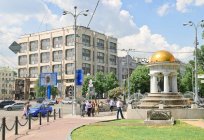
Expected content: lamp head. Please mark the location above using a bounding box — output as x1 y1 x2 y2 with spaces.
63 11 67 15
183 23 188 26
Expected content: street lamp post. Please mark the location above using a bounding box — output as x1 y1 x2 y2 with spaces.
183 20 204 103
121 49 131 100
63 6 89 115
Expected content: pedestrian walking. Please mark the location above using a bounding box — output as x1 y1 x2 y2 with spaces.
86 101 92 117
116 98 125 119
91 101 95 117
81 101 86 117
109 99 115 112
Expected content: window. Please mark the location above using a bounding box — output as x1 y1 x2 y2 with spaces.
97 65 104 73
97 38 104 50
53 36 63 48
19 42 27 53
29 67 38 78
19 68 27 78
53 64 62 74
30 41 38 52
97 52 104 63
53 50 62 62
41 39 50 50
65 63 74 75
82 34 90 47
110 67 117 75
82 63 90 75
66 49 75 60
82 49 91 61
19 55 27 65
40 66 50 73
66 34 74 46
109 42 117 53
29 54 38 64
41 52 50 63
110 55 116 65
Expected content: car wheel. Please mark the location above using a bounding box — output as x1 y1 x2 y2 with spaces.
7 107 12 111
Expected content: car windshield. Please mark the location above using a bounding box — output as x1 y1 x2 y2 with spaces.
31 104 41 109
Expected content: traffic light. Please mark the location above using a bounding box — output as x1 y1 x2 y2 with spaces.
69 85 73 96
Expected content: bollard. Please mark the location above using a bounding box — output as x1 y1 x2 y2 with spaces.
39 112 42 125
15 116 18 135
2 117 6 140
54 109 56 120
47 111 49 122
59 108 61 118
29 114 31 129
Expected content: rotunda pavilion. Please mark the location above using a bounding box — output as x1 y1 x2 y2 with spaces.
148 50 179 93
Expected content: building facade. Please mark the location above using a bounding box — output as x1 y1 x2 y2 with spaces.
117 55 137 86
17 26 117 98
0 67 17 99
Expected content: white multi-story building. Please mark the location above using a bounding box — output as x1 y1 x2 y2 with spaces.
0 67 17 99
17 26 117 98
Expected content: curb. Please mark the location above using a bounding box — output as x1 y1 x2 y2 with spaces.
67 119 117 140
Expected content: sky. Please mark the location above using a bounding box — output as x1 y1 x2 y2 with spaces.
0 0 204 67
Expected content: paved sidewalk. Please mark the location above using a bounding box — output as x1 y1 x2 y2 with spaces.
7 113 117 140
181 119 204 129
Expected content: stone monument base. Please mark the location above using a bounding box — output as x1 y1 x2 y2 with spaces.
127 105 204 119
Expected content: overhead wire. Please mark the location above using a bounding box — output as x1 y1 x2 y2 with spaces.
86 0 100 28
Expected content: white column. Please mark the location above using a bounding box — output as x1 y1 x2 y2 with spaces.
150 74 153 93
151 73 158 93
172 73 178 92
163 72 170 93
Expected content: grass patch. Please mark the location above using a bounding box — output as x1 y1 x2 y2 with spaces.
72 120 204 140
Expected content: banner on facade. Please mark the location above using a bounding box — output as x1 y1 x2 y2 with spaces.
40 73 57 86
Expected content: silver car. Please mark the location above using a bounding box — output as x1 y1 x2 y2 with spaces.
4 103 25 111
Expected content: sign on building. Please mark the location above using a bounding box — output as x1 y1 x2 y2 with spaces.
40 73 57 86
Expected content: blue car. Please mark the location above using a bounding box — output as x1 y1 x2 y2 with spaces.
28 104 53 117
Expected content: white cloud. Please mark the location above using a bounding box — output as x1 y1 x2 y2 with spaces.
195 0 204 6
46 0 138 37
118 25 194 62
0 0 196 67
157 3 171 16
144 0 152 3
176 0 193 13
176 0 204 13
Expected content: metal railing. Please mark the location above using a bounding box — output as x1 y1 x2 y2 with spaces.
1 108 61 140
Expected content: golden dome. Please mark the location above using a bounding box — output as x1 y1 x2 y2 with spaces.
150 50 175 63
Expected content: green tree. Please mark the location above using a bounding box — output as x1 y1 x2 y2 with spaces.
81 75 93 97
94 72 106 98
34 78 59 98
81 72 119 98
129 65 150 94
104 72 119 93
108 87 124 98
179 64 193 93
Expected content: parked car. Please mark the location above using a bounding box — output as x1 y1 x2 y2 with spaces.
61 98 72 104
28 103 53 117
4 102 24 111
43 99 56 106
36 97 45 103
0 100 15 108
